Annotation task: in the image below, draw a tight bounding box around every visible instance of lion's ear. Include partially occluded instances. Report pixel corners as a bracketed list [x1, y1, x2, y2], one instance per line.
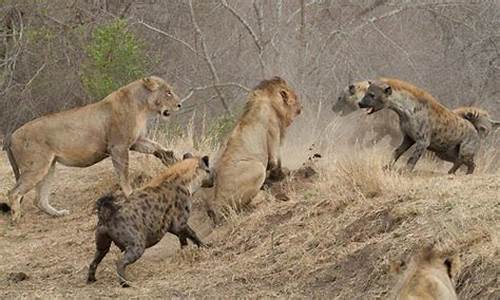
[142, 77, 159, 91]
[280, 90, 289, 104]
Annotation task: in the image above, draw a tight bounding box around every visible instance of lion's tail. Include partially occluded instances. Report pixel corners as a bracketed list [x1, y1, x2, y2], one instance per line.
[96, 194, 119, 222]
[1, 135, 18, 213]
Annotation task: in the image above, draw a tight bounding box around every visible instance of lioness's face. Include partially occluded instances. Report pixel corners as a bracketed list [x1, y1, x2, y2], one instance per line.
[143, 77, 182, 119]
[358, 82, 390, 115]
[332, 81, 369, 116]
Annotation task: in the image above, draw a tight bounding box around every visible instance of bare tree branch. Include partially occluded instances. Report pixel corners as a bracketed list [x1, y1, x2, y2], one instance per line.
[220, 0, 266, 77]
[188, 0, 231, 115]
[181, 82, 250, 103]
[137, 20, 199, 57]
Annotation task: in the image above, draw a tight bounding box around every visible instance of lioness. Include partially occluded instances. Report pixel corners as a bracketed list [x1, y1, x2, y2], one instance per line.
[359, 78, 480, 174]
[1, 76, 181, 222]
[207, 76, 301, 224]
[391, 245, 459, 300]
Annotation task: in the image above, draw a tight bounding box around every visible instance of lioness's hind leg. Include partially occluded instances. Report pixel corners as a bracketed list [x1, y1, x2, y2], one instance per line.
[36, 161, 68, 216]
[8, 158, 54, 222]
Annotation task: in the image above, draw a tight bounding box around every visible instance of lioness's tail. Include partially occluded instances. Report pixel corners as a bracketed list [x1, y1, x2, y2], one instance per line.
[96, 194, 119, 222]
[1, 135, 18, 213]
[3, 136, 20, 181]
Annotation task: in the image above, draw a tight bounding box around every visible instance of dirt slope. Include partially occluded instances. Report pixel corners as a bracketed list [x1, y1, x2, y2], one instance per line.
[0, 152, 498, 299]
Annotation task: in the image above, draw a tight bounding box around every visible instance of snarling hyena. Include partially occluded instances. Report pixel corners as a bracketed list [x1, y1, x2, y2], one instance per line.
[87, 153, 214, 287]
[359, 78, 480, 174]
[332, 80, 402, 146]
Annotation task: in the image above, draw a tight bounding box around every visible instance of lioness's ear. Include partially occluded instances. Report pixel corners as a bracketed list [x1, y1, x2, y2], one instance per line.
[142, 77, 159, 91]
[182, 153, 193, 160]
[384, 86, 392, 95]
[389, 259, 406, 274]
[201, 155, 209, 168]
[280, 90, 289, 104]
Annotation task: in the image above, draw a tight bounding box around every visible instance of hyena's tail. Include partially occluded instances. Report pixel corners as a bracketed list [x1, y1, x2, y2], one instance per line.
[1, 135, 18, 214]
[96, 194, 119, 222]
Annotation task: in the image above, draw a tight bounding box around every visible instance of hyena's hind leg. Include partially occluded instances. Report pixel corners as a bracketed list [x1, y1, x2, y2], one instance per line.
[87, 229, 112, 283]
[455, 135, 479, 175]
[116, 244, 145, 287]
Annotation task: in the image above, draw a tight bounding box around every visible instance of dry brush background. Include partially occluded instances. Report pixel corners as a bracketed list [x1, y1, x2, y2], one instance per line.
[0, 0, 499, 299]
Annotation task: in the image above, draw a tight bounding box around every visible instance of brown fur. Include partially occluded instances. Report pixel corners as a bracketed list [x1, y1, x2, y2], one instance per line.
[2, 76, 181, 222]
[207, 76, 301, 224]
[359, 78, 480, 174]
[392, 245, 459, 300]
[87, 154, 213, 287]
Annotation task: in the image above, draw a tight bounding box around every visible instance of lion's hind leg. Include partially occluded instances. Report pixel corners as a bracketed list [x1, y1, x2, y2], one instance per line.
[36, 161, 69, 216]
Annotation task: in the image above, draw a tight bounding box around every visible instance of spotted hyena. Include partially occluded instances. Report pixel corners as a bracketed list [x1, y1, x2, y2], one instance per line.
[359, 78, 480, 174]
[87, 153, 214, 287]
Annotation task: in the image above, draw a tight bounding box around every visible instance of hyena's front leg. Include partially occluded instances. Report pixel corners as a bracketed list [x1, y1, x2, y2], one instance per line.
[406, 140, 430, 171]
[390, 135, 415, 167]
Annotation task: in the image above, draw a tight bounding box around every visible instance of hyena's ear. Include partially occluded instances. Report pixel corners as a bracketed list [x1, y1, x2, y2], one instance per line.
[201, 155, 209, 168]
[142, 77, 159, 91]
[280, 90, 289, 105]
[384, 85, 392, 96]
[465, 111, 478, 121]
[183, 152, 193, 160]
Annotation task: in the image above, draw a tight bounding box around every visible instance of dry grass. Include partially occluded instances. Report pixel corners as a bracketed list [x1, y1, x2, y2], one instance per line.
[0, 115, 499, 299]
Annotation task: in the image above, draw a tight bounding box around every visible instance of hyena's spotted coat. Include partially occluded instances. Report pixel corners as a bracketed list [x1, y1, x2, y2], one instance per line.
[359, 78, 480, 174]
[87, 154, 214, 287]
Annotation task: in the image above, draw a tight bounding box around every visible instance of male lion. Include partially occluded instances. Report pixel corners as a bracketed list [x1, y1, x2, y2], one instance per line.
[207, 76, 301, 224]
[391, 245, 459, 300]
[1, 76, 181, 222]
[359, 78, 480, 174]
